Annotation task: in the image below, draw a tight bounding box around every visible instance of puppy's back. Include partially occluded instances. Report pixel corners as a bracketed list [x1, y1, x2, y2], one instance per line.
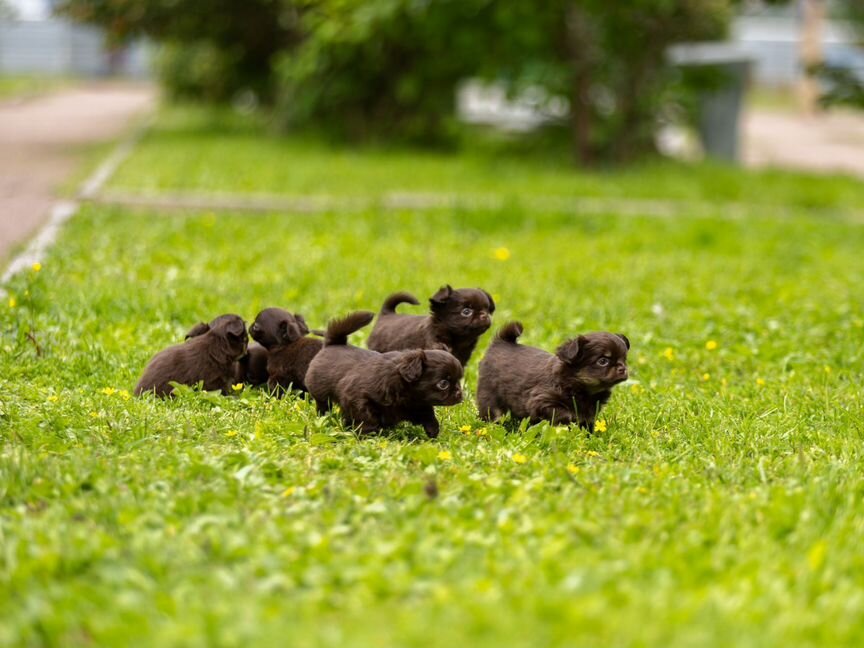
[478, 322, 555, 418]
[135, 340, 199, 396]
[307, 311, 377, 401]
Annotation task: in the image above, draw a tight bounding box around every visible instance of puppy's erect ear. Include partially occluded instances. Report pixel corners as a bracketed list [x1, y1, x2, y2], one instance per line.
[429, 285, 453, 310]
[397, 350, 426, 383]
[616, 334, 631, 350]
[185, 322, 210, 340]
[556, 336, 586, 366]
[481, 289, 496, 313]
[294, 314, 310, 336]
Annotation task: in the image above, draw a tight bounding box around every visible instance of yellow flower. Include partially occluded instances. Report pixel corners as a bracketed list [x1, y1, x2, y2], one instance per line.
[493, 247, 511, 261]
[231, 383, 244, 392]
[437, 450, 452, 461]
[702, 373, 711, 381]
[586, 450, 600, 458]
[225, 429, 239, 437]
[823, 366, 832, 374]
[31, 262, 42, 273]
[566, 464, 580, 475]
[756, 378, 766, 387]
[637, 486, 649, 494]
[8, 297, 16, 309]
[705, 340, 718, 351]
[512, 453, 528, 464]
[118, 389, 131, 401]
[100, 387, 116, 396]
[637, 355, 647, 366]
[807, 540, 827, 571]
[630, 383, 644, 395]
[662, 347, 675, 361]
[46, 395, 59, 403]
[281, 487, 296, 498]
[475, 427, 488, 437]
[594, 419, 607, 433]
[459, 425, 472, 435]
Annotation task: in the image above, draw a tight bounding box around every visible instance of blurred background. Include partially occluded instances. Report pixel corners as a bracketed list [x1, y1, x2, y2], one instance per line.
[1, 0, 863, 181]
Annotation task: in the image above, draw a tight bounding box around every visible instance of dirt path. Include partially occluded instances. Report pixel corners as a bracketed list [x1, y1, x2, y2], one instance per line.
[744, 107, 864, 178]
[0, 82, 155, 261]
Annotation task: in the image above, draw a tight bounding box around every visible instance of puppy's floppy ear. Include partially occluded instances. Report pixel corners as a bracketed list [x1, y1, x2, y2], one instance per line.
[556, 336, 586, 365]
[220, 317, 247, 340]
[294, 314, 310, 336]
[278, 318, 303, 344]
[429, 285, 453, 310]
[397, 350, 426, 383]
[481, 289, 496, 313]
[616, 333, 631, 350]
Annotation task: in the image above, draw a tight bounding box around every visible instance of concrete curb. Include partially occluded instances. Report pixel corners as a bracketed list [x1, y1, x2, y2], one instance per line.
[0, 117, 152, 296]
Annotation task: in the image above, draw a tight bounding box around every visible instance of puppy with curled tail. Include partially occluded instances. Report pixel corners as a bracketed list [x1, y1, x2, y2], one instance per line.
[367, 285, 495, 367]
[136, 314, 249, 397]
[477, 321, 630, 431]
[305, 311, 463, 438]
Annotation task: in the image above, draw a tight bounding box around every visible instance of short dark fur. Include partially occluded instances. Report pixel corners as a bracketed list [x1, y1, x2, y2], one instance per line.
[136, 314, 248, 397]
[476, 322, 630, 431]
[249, 307, 322, 393]
[367, 285, 495, 367]
[186, 320, 266, 386]
[306, 311, 463, 438]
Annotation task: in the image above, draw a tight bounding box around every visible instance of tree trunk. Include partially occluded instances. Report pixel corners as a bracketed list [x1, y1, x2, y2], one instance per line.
[565, 5, 594, 166]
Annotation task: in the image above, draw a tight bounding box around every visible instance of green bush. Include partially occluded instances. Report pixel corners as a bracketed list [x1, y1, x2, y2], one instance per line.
[155, 42, 244, 102]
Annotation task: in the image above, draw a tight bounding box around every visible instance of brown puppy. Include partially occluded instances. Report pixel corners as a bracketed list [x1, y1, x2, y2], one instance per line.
[477, 322, 629, 431]
[135, 314, 248, 397]
[185, 320, 266, 386]
[249, 307, 322, 393]
[305, 311, 464, 438]
[367, 285, 495, 366]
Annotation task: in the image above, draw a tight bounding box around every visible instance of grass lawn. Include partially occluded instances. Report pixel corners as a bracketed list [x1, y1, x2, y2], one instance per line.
[2, 107, 864, 647]
[0, 75, 67, 101]
[107, 106, 864, 213]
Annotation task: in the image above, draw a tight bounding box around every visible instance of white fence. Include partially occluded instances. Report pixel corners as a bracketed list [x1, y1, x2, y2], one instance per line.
[0, 19, 149, 77]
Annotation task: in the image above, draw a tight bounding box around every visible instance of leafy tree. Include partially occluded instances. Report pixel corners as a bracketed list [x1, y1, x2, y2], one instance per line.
[57, 0, 304, 99]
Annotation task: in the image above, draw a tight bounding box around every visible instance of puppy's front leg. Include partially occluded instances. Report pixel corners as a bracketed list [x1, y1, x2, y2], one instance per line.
[407, 405, 440, 439]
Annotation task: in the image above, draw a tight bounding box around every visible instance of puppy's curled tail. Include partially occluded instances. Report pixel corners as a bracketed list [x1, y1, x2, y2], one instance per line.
[496, 321, 524, 344]
[381, 292, 419, 314]
[324, 311, 375, 346]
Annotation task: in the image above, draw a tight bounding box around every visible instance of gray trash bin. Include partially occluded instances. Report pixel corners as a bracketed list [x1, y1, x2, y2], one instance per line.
[668, 43, 753, 163]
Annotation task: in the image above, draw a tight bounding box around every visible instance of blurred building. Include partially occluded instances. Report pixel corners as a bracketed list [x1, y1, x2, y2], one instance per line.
[734, 3, 861, 86]
[0, 0, 150, 77]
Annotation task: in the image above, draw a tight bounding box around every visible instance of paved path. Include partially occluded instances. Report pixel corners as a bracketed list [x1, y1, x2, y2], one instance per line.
[0, 82, 155, 261]
[744, 107, 864, 178]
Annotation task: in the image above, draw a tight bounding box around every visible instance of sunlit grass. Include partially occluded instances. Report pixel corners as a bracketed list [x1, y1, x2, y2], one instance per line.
[1, 195, 863, 646]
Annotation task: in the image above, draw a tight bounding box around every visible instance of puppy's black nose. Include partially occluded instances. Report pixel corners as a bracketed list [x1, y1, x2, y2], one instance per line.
[479, 312, 490, 322]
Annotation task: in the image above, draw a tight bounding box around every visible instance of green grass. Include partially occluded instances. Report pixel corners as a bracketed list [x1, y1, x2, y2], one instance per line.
[107, 106, 864, 213]
[0, 75, 67, 100]
[2, 191, 864, 646]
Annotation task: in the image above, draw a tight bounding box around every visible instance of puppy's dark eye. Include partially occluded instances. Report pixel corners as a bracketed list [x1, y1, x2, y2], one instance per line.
[461, 308, 473, 317]
[597, 357, 610, 367]
[437, 379, 450, 390]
